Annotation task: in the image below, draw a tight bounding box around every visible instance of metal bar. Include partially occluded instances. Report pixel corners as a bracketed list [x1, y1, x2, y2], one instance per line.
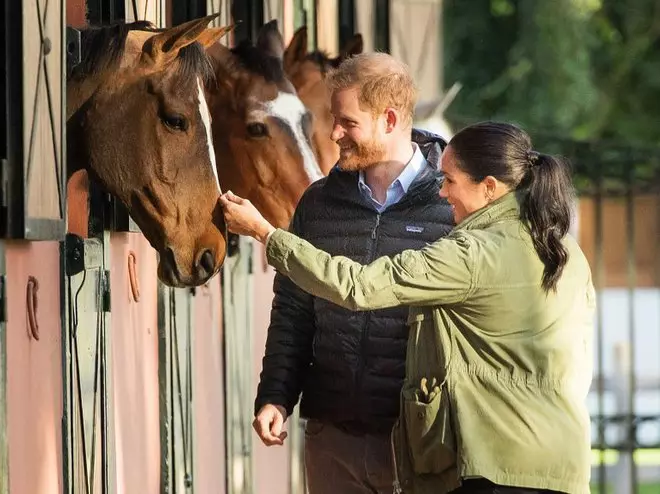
[89, 287, 101, 491]
[593, 147, 606, 494]
[61, 244, 73, 494]
[171, 291, 191, 483]
[24, 218, 66, 239]
[231, 0, 264, 43]
[625, 159, 638, 494]
[35, 0, 64, 220]
[59, 0, 67, 225]
[24, 41, 44, 197]
[4, 0, 26, 238]
[131, 0, 139, 23]
[169, 289, 177, 493]
[158, 283, 171, 494]
[220, 269, 229, 494]
[374, 0, 390, 53]
[100, 272, 109, 494]
[0, 245, 8, 494]
[72, 271, 91, 494]
[186, 293, 194, 487]
[337, 0, 355, 49]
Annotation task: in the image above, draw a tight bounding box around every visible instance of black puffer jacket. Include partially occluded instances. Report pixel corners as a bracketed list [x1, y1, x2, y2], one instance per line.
[254, 130, 454, 433]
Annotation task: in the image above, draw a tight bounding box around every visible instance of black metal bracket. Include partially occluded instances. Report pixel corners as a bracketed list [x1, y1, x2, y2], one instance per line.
[227, 233, 240, 257]
[0, 275, 6, 323]
[66, 27, 81, 78]
[64, 233, 104, 277]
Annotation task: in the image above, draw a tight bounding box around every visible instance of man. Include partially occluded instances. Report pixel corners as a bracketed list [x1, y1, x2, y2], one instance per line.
[253, 52, 454, 494]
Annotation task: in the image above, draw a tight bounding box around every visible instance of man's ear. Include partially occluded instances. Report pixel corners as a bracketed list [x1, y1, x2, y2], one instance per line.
[384, 108, 398, 133]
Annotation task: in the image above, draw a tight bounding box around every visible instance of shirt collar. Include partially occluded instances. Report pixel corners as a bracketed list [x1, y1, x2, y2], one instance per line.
[358, 142, 427, 193]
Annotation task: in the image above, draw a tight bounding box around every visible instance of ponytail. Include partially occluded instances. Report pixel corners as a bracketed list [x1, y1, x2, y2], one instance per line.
[519, 154, 575, 292]
[448, 121, 576, 292]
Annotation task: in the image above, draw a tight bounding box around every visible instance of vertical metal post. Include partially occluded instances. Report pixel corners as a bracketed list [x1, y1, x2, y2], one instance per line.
[231, 0, 264, 43]
[593, 145, 607, 494]
[624, 156, 638, 494]
[337, 0, 355, 50]
[374, 0, 390, 53]
[613, 342, 632, 494]
[0, 243, 7, 494]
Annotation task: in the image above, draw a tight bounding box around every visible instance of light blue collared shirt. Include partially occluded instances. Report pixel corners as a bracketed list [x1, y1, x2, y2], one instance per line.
[358, 143, 427, 212]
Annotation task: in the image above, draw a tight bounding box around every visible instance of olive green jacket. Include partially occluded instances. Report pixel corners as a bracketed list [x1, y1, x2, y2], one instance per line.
[266, 192, 595, 494]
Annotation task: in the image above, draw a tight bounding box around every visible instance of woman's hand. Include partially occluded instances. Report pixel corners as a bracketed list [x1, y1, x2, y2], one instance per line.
[219, 191, 276, 244]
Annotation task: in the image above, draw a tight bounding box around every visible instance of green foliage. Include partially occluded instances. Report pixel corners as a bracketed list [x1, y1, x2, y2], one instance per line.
[442, 0, 660, 189]
[443, 0, 660, 143]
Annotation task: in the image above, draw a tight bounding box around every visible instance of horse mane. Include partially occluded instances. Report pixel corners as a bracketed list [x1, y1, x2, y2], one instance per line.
[305, 50, 341, 74]
[70, 20, 215, 85]
[230, 40, 285, 83]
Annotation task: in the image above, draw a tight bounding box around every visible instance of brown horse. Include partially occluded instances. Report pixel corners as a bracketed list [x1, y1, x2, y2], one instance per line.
[283, 26, 363, 175]
[205, 21, 324, 229]
[67, 15, 231, 287]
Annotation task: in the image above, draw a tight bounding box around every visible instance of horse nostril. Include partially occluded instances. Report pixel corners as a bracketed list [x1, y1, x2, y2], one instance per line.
[198, 249, 215, 277]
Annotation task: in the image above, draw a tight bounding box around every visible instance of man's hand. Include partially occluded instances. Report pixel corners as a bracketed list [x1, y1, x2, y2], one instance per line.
[219, 191, 276, 243]
[253, 404, 288, 446]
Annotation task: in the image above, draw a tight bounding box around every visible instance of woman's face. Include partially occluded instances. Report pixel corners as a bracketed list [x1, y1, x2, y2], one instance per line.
[439, 146, 492, 224]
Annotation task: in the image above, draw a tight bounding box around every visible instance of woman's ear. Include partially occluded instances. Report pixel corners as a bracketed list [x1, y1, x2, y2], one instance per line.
[484, 176, 498, 201]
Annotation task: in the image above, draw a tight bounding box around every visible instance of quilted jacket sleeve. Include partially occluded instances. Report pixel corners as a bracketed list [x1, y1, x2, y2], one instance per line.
[253, 204, 316, 417]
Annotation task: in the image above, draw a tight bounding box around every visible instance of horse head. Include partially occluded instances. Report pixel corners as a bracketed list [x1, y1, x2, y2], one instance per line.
[67, 15, 231, 287]
[206, 20, 324, 229]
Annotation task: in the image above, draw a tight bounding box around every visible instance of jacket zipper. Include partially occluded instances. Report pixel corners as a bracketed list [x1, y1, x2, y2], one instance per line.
[390, 426, 403, 493]
[355, 213, 381, 421]
[371, 214, 381, 239]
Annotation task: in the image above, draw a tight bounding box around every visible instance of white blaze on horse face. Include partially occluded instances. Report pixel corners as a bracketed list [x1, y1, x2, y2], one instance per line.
[264, 92, 324, 182]
[197, 78, 221, 193]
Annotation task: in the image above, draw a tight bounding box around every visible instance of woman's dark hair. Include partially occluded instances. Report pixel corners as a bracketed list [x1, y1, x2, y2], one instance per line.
[448, 122, 575, 292]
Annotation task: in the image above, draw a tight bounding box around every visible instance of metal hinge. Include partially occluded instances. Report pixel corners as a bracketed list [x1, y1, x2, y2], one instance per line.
[0, 158, 8, 209]
[65, 27, 81, 76]
[64, 233, 103, 276]
[0, 275, 6, 323]
[102, 269, 111, 312]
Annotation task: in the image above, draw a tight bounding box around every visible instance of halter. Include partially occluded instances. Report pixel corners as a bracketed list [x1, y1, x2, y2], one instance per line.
[66, 27, 82, 78]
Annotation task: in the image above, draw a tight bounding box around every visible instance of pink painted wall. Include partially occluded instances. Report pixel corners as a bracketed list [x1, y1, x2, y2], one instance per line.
[252, 245, 291, 494]
[5, 241, 64, 494]
[192, 278, 226, 493]
[110, 233, 160, 493]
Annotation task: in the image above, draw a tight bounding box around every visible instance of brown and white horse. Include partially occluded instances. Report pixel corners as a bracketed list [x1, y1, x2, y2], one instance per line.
[283, 26, 363, 175]
[206, 21, 324, 229]
[67, 15, 230, 287]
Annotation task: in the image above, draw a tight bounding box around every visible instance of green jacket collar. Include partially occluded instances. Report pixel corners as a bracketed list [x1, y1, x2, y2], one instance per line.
[454, 191, 521, 232]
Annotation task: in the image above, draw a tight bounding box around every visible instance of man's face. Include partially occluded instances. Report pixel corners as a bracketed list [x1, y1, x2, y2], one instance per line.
[330, 87, 387, 171]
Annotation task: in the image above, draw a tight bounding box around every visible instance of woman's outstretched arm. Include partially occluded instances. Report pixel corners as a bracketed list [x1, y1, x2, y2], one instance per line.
[264, 228, 474, 311]
[220, 189, 474, 311]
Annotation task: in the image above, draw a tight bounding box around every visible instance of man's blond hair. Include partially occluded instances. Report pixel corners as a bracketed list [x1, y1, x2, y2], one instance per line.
[327, 52, 418, 127]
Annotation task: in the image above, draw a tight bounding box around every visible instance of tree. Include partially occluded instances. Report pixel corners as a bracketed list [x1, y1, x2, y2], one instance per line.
[443, 0, 660, 148]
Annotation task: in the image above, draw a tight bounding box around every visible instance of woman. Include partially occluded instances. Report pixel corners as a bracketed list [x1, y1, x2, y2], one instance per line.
[220, 122, 595, 494]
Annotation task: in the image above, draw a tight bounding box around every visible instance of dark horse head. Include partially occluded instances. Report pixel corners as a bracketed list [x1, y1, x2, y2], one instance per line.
[67, 15, 232, 287]
[205, 21, 324, 229]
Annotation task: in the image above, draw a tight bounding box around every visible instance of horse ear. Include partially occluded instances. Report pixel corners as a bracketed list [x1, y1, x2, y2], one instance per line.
[143, 13, 222, 66]
[256, 19, 284, 61]
[284, 26, 308, 71]
[195, 25, 234, 49]
[339, 33, 364, 61]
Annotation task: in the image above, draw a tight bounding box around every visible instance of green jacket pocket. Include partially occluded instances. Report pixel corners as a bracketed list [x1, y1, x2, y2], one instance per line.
[402, 378, 456, 475]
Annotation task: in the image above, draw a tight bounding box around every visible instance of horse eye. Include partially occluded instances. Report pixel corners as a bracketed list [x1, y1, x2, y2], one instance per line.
[247, 122, 269, 138]
[161, 113, 188, 131]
